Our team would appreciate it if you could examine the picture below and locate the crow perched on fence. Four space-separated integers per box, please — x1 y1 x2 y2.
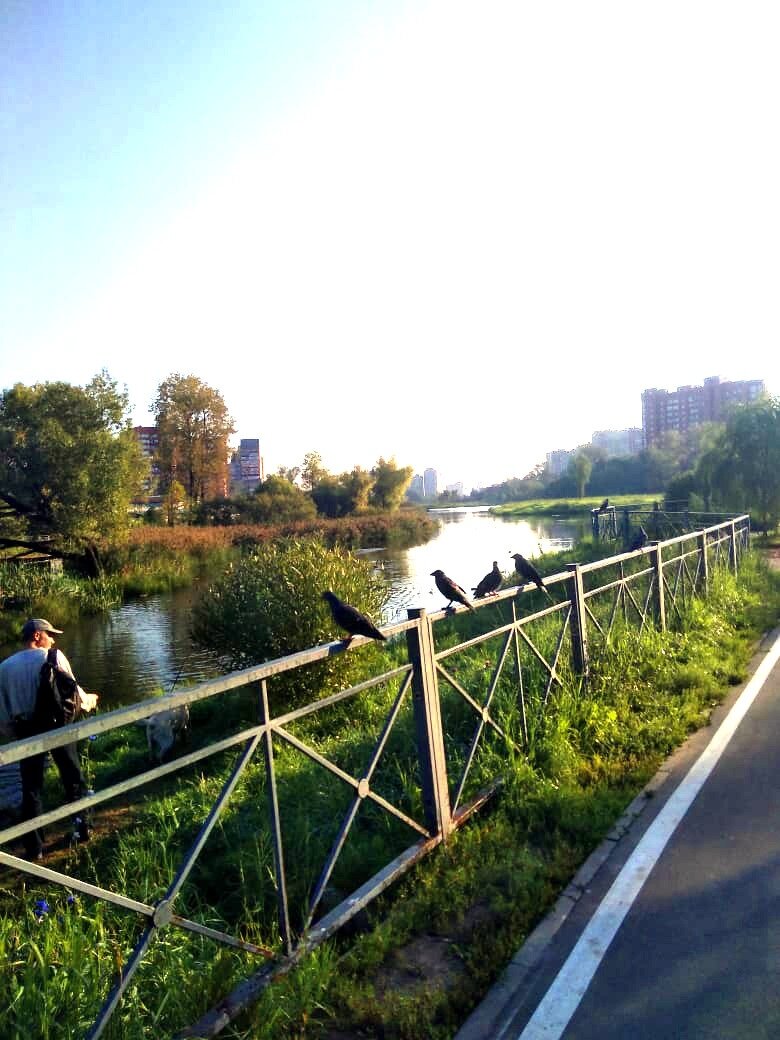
322 591 386 644
629 526 648 552
598 498 610 512
510 553 554 601
431 570 474 611
472 561 502 599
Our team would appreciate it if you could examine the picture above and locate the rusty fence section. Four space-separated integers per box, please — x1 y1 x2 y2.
0 514 751 1037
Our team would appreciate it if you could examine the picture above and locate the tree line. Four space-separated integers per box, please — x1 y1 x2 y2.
472 396 780 532
0 372 414 573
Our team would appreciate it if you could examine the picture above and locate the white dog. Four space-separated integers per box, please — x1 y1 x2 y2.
138 705 190 762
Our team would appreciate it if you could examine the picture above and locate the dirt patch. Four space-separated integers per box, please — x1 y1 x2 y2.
378 934 466 996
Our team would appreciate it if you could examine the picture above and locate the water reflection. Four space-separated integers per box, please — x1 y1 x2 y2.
370 507 583 621
14 509 582 709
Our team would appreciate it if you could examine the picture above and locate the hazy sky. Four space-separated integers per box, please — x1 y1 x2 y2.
2 1 778 490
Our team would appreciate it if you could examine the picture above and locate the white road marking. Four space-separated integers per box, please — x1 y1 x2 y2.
514 630 780 1040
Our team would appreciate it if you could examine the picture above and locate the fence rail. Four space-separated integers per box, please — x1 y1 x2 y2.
0 514 751 1038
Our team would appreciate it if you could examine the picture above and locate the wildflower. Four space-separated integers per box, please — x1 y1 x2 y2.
88 734 98 742
66 894 78 907
34 898 50 921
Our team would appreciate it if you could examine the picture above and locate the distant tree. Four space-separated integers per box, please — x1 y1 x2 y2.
310 476 350 518
153 374 235 507
370 457 413 511
276 464 301 484
193 496 240 526
342 467 373 514
245 475 317 523
163 479 188 525
570 452 593 498
702 397 780 531
0 372 147 573
300 451 328 491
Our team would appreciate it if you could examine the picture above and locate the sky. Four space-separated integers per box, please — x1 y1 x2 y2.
2 1 779 492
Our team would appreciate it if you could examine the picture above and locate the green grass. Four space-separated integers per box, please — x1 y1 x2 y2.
1 546 777 1039
492 493 663 517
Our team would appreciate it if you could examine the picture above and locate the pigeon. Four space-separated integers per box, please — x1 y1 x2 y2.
472 561 502 599
598 498 610 512
510 553 554 601
430 570 474 611
322 591 386 644
629 526 648 552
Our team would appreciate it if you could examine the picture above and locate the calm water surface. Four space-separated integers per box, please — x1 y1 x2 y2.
30 509 585 709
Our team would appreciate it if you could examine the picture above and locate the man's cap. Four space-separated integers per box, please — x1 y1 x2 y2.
22 618 64 641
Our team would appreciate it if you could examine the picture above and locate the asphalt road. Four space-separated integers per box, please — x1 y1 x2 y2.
458 627 780 1040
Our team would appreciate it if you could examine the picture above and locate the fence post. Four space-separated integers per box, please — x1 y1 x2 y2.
698 530 709 596
591 510 599 541
406 609 453 840
566 564 588 682
621 509 630 544
729 520 738 574
651 542 666 631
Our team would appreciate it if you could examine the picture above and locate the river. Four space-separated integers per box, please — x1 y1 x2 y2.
15 508 585 709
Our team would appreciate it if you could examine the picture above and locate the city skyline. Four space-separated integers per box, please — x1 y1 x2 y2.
2 3 779 491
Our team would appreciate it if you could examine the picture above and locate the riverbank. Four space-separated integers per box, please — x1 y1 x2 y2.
0 509 440 644
1 541 777 1038
491 493 662 518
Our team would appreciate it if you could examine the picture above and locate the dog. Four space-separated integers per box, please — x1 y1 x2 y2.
137 705 190 763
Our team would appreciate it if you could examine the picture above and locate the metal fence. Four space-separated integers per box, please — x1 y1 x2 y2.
591 504 737 544
0 514 751 1037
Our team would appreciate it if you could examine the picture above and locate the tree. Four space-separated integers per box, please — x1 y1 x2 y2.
370 458 413 511
244 475 317 523
153 374 235 508
300 451 328 491
163 480 188 525
570 451 593 498
0 372 147 572
702 397 780 532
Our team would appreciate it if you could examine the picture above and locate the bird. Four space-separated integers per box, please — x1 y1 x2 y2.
598 498 610 512
472 561 502 599
510 553 554 601
322 591 386 644
430 570 474 611
629 526 648 552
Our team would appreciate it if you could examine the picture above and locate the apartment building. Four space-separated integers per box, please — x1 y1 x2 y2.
642 375 764 447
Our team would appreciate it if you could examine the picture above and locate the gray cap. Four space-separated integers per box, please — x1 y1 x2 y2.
22 618 64 641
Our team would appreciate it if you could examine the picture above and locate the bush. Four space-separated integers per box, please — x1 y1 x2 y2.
190 538 389 708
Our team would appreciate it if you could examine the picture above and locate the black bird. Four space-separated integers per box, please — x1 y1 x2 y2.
472 561 502 599
510 553 554 601
430 569 474 611
598 498 610 512
322 591 386 644
629 526 648 552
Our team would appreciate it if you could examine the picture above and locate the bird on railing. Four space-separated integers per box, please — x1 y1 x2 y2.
322 591 386 644
431 569 474 611
629 526 648 552
472 561 502 599
510 553 554 601
598 498 610 512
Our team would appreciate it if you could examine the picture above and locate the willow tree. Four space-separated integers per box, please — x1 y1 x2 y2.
370 457 413 511
0 372 147 573
153 374 235 508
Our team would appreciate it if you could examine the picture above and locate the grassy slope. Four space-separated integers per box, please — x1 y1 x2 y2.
492 493 662 517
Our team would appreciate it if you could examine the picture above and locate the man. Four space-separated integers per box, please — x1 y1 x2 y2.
0 618 99 859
